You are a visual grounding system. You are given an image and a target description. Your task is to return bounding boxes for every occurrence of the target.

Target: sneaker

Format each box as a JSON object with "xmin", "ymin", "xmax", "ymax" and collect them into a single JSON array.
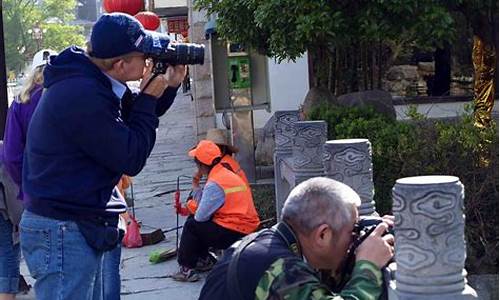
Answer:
[
  {"xmin": 171, "ymin": 266, "xmax": 199, "ymax": 282},
  {"xmin": 195, "ymin": 254, "xmax": 217, "ymax": 272}
]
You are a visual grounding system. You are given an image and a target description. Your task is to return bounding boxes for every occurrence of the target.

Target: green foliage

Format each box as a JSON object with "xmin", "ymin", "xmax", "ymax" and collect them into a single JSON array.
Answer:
[
  {"xmin": 39, "ymin": 0, "xmax": 78, "ymax": 22},
  {"xmin": 41, "ymin": 23, "xmax": 85, "ymax": 52},
  {"xmin": 251, "ymin": 184, "xmax": 276, "ymax": 228},
  {"xmin": 2, "ymin": 0, "xmax": 85, "ymax": 73},
  {"xmin": 308, "ymin": 104, "xmax": 499, "ymax": 274},
  {"xmin": 195, "ymin": 0, "xmax": 457, "ymax": 62}
]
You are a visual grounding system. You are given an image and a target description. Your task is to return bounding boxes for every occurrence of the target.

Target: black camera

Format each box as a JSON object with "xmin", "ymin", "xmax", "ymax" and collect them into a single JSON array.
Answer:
[
  {"xmin": 345, "ymin": 216, "xmax": 393, "ymax": 272},
  {"xmin": 351, "ymin": 216, "xmax": 393, "ymax": 249},
  {"xmin": 326, "ymin": 216, "xmax": 393, "ymax": 293},
  {"xmin": 148, "ymin": 42, "xmax": 205, "ymax": 75}
]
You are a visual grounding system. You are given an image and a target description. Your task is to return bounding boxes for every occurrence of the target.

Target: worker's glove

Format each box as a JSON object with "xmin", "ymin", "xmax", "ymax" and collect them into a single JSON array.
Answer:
[
  {"xmin": 174, "ymin": 202, "xmax": 191, "ymax": 216},
  {"xmin": 186, "ymin": 199, "xmax": 198, "ymax": 215}
]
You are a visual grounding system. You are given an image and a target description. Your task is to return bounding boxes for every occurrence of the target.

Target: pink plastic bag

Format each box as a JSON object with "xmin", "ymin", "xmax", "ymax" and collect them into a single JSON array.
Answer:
[{"xmin": 122, "ymin": 215, "xmax": 143, "ymax": 248}]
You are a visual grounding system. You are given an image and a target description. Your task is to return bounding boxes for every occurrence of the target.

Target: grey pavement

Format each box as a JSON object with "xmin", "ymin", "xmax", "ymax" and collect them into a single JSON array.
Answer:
[{"xmin": 18, "ymin": 91, "xmax": 205, "ymax": 299}]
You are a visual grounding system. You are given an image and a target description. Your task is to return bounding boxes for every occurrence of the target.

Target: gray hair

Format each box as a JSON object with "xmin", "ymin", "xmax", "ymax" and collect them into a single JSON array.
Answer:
[{"xmin": 281, "ymin": 177, "xmax": 361, "ymax": 233}]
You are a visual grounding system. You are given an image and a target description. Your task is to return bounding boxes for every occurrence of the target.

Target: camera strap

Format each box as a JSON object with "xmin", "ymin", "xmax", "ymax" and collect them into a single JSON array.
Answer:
[
  {"xmin": 274, "ymin": 221, "xmax": 302, "ymax": 256},
  {"xmin": 140, "ymin": 73, "xmax": 161, "ymax": 94}
]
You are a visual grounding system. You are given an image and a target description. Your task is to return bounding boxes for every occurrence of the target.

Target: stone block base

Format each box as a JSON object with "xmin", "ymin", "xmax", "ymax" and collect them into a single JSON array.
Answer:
[{"xmin": 388, "ymin": 282, "xmax": 477, "ymax": 300}]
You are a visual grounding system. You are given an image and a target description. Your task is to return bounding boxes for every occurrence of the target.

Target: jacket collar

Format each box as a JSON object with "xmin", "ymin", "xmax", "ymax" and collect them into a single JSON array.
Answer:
[{"xmin": 273, "ymin": 221, "xmax": 302, "ymax": 257}]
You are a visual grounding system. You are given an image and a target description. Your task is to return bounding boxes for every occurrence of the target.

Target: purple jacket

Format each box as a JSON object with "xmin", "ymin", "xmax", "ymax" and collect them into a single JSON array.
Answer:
[{"xmin": 2, "ymin": 84, "xmax": 43, "ymax": 200}]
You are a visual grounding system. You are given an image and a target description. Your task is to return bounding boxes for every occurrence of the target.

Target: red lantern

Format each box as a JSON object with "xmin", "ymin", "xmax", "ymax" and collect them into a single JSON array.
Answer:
[
  {"xmin": 103, "ymin": 0, "xmax": 144, "ymax": 16},
  {"xmin": 134, "ymin": 11, "xmax": 161, "ymax": 31}
]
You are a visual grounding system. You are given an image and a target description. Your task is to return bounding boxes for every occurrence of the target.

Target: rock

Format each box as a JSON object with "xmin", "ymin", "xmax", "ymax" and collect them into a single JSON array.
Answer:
[
  {"xmin": 418, "ymin": 61, "xmax": 435, "ymax": 75},
  {"xmin": 301, "ymin": 87, "xmax": 336, "ymax": 118},
  {"xmin": 254, "ymin": 116, "xmax": 276, "ymax": 166},
  {"xmin": 386, "ymin": 65, "xmax": 419, "ymax": 81},
  {"xmin": 335, "ymin": 89, "xmax": 396, "ymax": 119},
  {"xmin": 386, "ymin": 67, "xmax": 404, "ymax": 81},
  {"xmin": 383, "ymin": 80, "xmax": 407, "ymax": 95}
]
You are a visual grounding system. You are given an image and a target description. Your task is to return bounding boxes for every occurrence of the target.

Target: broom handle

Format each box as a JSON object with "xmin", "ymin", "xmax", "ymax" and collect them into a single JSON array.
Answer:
[{"xmin": 130, "ymin": 181, "xmax": 136, "ymax": 217}]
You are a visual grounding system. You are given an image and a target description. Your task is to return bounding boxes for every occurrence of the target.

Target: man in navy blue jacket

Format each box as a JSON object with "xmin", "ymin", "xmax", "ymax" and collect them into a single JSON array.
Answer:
[{"xmin": 19, "ymin": 13, "xmax": 186, "ymax": 300}]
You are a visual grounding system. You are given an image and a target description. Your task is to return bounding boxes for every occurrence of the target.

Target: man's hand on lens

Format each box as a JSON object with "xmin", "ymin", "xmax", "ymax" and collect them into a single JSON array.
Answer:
[
  {"xmin": 141, "ymin": 63, "xmax": 168, "ymax": 98},
  {"xmin": 165, "ymin": 64, "xmax": 187, "ymax": 88},
  {"xmin": 355, "ymin": 222, "xmax": 394, "ymax": 268}
]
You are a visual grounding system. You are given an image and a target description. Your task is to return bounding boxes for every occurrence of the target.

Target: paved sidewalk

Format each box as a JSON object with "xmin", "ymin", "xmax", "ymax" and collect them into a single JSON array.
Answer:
[
  {"xmin": 18, "ymin": 92, "xmax": 205, "ymax": 299},
  {"xmin": 120, "ymin": 92, "xmax": 204, "ymax": 300}
]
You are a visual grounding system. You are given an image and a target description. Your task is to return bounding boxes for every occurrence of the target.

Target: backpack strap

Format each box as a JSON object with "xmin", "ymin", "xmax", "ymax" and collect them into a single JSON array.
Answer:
[
  {"xmin": 226, "ymin": 231, "xmax": 263, "ymax": 299},
  {"xmin": 226, "ymin": 222, "xmax": 301, "ymax": 299}
]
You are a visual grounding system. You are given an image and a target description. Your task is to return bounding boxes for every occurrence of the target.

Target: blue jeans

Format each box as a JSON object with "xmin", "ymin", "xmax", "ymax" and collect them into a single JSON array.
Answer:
[
  {"xmin": 0, "ymin": 216, "xmax": 20, "ymax": 294},
  {"xmin": 103, "ymin": 243, "xmax": 121, "ymax": 300},
  {"xmin": 20, "ymin": 210, "xmax": 105, "ymax": 300}
]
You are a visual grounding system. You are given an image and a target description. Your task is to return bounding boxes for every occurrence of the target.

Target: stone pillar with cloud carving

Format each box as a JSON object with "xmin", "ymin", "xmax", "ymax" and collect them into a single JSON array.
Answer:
[
  {"xmin": 292, "ymin": 120, "xmax": 327, "ymax": 181},
  {"xmin": 323, "ymin": 138, "xmax": 376, "ymax": 216},
  {"xmin": 389, "ymin": 175, "xmax": 477, "ymax": 300},
  {"xmin": 273, "ymin": 111, "xmax": 300, "ymax": 218}
]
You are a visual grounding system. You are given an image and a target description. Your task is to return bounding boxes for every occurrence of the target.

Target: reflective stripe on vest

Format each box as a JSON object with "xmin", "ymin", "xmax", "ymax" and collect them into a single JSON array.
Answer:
[{"xmin": 224, "ymin": 185, "xmax": 247, "ymax": 194}]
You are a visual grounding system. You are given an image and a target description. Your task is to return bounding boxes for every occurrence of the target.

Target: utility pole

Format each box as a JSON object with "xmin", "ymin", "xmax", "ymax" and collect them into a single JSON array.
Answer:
[{"xmin": 0, "ymin": 0, "xmax": 8, "ymax": 138}]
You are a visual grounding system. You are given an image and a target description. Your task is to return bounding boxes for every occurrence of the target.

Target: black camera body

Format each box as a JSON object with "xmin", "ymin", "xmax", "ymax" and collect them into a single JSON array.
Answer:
[
  {"xmin": 147, "ymin": 40, "xmax": 205, "ymax": 74},
  {"xmin": 344, "ymin": 216, "xmax": 394, "ymax": 273},
  {"xmin": 326, "ymin": 216, "xmax": 393, "ymax": 293},
  {"xmin": 351, "ymin": 216, "xmax": 393, "ymax": 250}
]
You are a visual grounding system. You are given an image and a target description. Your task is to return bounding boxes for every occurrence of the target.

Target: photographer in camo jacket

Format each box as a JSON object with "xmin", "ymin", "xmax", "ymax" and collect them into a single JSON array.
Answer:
[{"xmin": 199, "ymin": 177, "xmax": 394, "ymax": 300}]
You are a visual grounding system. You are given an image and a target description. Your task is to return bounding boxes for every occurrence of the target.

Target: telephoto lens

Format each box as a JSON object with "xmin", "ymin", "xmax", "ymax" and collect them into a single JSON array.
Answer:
[{"xmin": 162, "ymin": 43, "xmax": 205, "ymax": 65}]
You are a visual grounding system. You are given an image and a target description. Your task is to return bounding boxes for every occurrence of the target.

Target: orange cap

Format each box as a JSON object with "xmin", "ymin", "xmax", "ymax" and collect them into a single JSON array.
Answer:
[{"xmin": 188, "ymin": 140, "xmax": 222, "ymax": 165}]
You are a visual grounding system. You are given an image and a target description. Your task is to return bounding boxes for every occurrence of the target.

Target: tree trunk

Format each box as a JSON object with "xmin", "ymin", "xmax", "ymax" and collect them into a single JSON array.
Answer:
[
  {"xmin": 307, "ymin": 51, "xmax": 315, "ymax": 88},
  {"xmin": 363, "ymin": 44, "xmax": 369, "ymax": 91},
  {"xmin": 370, "ymin": 47, "xmax": 375, "ymax": 89},
  {"xmin": 349, "ymin": 43, "xmax": 358, "ymax": 92},
  {"xmin": 328, "ymin": 48, "xmax": 336, "ymax": 94},
  {"xmin": 377, "ymin": 39, "xmax": 382, "ymax": 89},
  {"xmin": 432, "ymin": 42, "xmax": 451, "ymax": 96}
]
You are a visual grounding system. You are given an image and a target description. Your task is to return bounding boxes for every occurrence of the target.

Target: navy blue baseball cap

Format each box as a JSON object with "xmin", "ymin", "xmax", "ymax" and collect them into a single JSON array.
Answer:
[{"xmin": 90, "ymin": 12, "xmax": 170, "ymax": 59}]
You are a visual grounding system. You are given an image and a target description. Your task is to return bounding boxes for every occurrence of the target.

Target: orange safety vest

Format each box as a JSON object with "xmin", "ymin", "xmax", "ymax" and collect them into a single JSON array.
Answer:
[
  {"xmin": 186, "ymin": 164, "xmax": 260, "ymax": 234},
  {"xmin": 221, "ymin": 154, "xmax": 249, "ymax": 186}
]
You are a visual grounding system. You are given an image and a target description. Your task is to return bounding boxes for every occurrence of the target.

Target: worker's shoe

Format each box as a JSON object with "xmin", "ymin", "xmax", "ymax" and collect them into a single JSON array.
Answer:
[
  {"xmin": 195, "ymin": 254, "xmax": 217, "ymax": 272},
  {"xmin": 171, "ymin": 266, "xmax": 199, "ymax": 282}
]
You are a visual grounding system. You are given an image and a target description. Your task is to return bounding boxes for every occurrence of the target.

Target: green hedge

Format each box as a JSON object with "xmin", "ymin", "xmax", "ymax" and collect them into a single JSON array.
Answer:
[{"xmin": 308, "ymin": 103, "xmax": 499, "ymax": 274}]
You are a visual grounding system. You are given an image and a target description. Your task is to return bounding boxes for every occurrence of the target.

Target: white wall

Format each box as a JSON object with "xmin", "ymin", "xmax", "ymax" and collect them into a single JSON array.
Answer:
[
  {"xmin": 253, "ymin": 54, "xmax": 309, "ymax": 128},
  {"xmin": 215, "ymin": 54, "xmax": 309, "ymax": 129}
]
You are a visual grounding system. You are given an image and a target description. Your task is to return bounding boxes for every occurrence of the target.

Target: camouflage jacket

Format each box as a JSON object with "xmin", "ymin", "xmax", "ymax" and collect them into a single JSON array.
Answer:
[{"xmin": 255, "ymin": 257, "xmax": 382, "ymax": 300}]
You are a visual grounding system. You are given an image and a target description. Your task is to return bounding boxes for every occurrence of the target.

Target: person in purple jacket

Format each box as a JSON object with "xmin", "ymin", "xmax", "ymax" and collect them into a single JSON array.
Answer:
[
  {"xmin": 0, "ymin": 49, "xmax": 55, "ymax": 300},
  {"xmin": 3, "ymin": 49, "xmax": 56, "ymax": 200}
]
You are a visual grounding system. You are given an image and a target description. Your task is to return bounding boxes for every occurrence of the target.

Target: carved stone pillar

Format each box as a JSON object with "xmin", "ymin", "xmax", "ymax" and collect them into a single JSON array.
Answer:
[
  {"xmin": 390, "ymin": 176, "xmax": 477, "ymax": 300},
  {"xmin": 323, "ymin": 139, "xmax": 376, "ymax": 216},
  {"xmin": 273, "ymin": 111, "xmax": 300, "ymax": 218},
  {"xmin": 292, "ymin": 121, "xmax": 327, "ymax": 181}
]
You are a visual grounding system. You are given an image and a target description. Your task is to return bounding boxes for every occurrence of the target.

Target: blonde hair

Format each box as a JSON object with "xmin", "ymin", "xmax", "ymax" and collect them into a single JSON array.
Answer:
[{"xmin": 20, "ymin": 66, "xmax": 44, "ymax": 103}]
